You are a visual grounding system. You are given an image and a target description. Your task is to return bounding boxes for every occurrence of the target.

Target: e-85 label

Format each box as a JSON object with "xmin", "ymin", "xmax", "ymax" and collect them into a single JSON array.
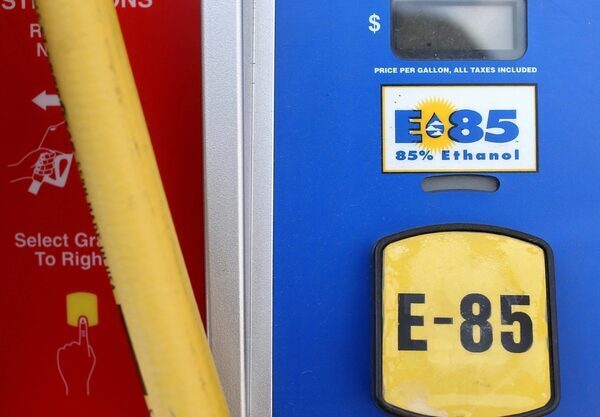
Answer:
[
  {"xmin": 398, "ymin": 293, "xmax": 533, "ymax": 354},
  {"xmin": 382, "ymin": 85, "xmax": 538, "ymax": 173},
  {"xmin": 374, "ymin": 226, "xmax": 559, "ymax": 417}
]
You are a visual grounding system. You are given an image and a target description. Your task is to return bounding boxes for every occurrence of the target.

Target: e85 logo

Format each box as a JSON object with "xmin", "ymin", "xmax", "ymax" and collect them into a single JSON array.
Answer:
[
  {"xmin": 382, "ymin": 85, "xmax": 537, "ymax": 173},
  {"xmin": 395, "ymin": 109, "xmax": 519, "ymax": 144}
]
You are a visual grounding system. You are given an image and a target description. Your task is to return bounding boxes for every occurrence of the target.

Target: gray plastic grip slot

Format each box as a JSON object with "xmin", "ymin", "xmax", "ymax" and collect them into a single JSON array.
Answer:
[{"xmin": 422, "ymin": 175, "xmax": 499, "ymax": 192}]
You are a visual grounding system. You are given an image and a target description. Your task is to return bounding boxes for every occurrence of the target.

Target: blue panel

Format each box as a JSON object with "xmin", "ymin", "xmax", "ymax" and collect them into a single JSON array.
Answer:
[{"xmin": 274, "ymin": 1, "xmax": 600, "ymax": 416}]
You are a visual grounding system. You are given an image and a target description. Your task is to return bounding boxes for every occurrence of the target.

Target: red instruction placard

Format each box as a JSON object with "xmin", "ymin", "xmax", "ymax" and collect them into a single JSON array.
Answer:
[{"xmin": 0, "ymin": 1, "xmax": 204, "ymax": 415}]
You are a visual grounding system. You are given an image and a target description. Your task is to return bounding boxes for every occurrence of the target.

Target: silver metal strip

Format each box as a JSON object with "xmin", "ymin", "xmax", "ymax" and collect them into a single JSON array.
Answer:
[
  {"xmin": 243, "ymin": 0, "xmax": 275, "ymax": 415},
  {"xmin": 201, "ymin": 0, "xmax": 247, "ymax": 416},
  {"xmin": 202, "ymin": 0, "xmax": 274, "ymax": 416}
]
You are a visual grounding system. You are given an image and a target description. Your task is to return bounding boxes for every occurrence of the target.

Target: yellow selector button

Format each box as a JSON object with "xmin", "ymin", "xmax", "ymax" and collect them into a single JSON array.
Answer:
[
  {"xmin": 374, "ymin": 225, "xmax": 559, "ymax": 417},
  {"xmin": 66, "ymin": 292, "xmax": 99, "ymax": 327}
]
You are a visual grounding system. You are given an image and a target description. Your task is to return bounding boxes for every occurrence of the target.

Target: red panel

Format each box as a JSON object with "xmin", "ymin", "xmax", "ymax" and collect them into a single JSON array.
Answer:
[{"xmin": 0, "ymin": 1, "xmax": 204, "ymax": 415}]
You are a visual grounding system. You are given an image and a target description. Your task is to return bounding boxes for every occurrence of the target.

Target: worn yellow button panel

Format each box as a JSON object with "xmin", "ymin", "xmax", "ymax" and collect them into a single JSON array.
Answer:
[{"xmin": 374, "ymin": 225, "xmax": 559, "ymax": 417}]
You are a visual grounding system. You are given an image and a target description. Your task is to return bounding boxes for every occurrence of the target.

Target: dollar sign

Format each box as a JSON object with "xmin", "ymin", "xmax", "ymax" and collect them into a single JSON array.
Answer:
[{"xmin": 369, "ymin": 13, "xmax": 381, "ymax": 34}]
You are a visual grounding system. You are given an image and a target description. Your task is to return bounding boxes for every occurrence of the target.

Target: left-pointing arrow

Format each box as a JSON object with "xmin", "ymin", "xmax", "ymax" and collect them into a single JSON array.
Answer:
[{"xmin": 33, "ymin": 90, "xmax": 61, "ymax": 111}]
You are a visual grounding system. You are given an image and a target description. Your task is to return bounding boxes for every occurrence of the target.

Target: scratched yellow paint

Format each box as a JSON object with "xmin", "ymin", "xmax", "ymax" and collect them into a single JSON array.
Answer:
[{"xmin": 382, "ymin": 232, "xmax": 552, "ymax": 417}]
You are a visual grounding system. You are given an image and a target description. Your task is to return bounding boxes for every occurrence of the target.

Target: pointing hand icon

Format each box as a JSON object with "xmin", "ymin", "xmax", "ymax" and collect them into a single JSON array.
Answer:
[{"xmin": 57, "ymin": 317, "xmax": 97, "ymax": 396}]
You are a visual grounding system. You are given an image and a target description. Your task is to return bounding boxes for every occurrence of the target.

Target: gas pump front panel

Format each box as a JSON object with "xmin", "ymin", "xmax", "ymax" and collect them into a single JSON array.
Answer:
[{"xmin": 274, "ymin": 1, "xmax": 599, "ymax": 416}]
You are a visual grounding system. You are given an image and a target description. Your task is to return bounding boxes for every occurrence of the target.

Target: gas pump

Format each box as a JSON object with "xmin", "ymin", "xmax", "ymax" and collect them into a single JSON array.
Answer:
[{"xmin": 203, "ymin": 1, "xmax": 599, "ymax": 416}]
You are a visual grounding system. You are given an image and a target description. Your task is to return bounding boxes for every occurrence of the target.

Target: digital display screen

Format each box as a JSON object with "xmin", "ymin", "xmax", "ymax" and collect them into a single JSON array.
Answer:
[{"xmin": 392, "ymin": 0, "xmax": 527, "ymax": 59}]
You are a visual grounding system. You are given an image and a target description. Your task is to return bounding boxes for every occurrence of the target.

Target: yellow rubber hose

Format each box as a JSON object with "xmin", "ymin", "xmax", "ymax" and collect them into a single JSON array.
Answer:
[{"xmin": 34, "ymin": 1, "xmax": 230, "ymax": 416}]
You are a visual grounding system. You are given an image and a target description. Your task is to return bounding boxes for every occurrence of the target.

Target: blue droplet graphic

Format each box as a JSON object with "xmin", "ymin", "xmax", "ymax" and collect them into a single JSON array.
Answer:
[{"xmin": 425, "ymin": 114, "xmax": 445, "ymax": 138}]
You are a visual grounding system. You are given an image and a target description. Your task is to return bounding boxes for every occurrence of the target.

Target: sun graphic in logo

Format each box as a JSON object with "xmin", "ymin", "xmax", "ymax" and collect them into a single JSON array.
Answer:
[{"xmin": 415, "ymin": 98, "xmax": 456, "ymax": 152}]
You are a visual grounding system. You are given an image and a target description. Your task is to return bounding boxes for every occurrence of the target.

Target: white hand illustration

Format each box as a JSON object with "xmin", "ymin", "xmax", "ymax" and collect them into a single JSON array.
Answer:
[{"xmin": 57, "ymin": 316, "xmax": 97, "ymax": 396}]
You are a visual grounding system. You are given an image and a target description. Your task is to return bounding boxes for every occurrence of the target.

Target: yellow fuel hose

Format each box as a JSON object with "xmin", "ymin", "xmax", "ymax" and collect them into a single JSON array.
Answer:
[{"xmin": 34, "ymin": 1, "xmax": 230, "ymax": 416}]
